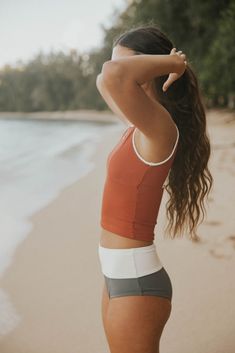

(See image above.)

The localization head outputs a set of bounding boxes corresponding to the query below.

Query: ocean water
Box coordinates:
[0,117,121,335]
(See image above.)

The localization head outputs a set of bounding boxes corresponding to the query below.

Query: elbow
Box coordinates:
[96,73,103,91]
[101,60,124,86]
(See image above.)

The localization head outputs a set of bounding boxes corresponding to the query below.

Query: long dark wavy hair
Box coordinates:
[113,24,213,241]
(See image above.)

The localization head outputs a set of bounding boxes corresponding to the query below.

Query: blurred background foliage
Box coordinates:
[0,0,234,112]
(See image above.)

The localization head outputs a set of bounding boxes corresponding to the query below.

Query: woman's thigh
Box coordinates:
[101,282,110,338]
[104,294,172,353]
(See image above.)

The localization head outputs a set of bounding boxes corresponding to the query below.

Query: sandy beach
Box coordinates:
[0,108,235,353]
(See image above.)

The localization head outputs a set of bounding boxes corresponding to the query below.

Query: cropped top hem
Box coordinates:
[100,218,155,242]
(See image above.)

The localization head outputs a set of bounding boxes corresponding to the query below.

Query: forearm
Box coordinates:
[102,54,181,86]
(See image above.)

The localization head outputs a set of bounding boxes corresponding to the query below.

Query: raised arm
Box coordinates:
[102,53,184,86]
[98,50,186,138]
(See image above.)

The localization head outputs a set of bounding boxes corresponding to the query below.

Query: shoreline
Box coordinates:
[0,107,234,123]
[0,109,118,123]
[0,121,124,352]
[0,117,121,280]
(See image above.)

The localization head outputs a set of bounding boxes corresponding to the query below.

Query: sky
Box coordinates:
[0,0,127,68]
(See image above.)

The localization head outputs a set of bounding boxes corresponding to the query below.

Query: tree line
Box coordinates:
[0,0,234,112]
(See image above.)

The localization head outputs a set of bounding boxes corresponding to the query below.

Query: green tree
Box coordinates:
[0,0,233,112]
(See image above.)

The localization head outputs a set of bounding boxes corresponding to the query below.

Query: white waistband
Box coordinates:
[98,243,163,278]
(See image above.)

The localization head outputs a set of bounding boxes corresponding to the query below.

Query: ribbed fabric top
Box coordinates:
[100,124,179,241]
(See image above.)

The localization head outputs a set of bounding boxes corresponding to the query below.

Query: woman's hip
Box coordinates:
[98,242,173,301]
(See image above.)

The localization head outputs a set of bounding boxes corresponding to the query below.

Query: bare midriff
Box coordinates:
[100,228,153,249]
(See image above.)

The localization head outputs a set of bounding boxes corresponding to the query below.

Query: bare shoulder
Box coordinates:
[133,120,179,164]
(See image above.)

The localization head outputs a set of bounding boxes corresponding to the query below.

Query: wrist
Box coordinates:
[173,54,185,74]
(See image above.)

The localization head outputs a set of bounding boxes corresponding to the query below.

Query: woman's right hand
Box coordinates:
[162,48,187,92]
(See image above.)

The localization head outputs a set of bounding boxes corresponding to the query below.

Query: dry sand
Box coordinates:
[0,108,235,353]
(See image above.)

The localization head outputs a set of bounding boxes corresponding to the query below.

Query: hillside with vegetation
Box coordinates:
[0,0,234,112]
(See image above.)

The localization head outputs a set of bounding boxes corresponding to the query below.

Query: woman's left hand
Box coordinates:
[162,48,187,92]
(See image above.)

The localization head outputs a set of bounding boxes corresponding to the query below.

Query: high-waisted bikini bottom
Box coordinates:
[98,242,172,301]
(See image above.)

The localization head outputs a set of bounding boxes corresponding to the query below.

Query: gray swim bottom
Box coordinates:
[98,243,172,301]
[104,267,172,301]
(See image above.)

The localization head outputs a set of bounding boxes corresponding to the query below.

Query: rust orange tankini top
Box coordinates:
[100,124,179,241]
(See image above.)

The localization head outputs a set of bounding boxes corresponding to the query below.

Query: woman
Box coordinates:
[96,25,213,353]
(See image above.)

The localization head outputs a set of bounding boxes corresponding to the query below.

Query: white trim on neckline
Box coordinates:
[131,124,179,166]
